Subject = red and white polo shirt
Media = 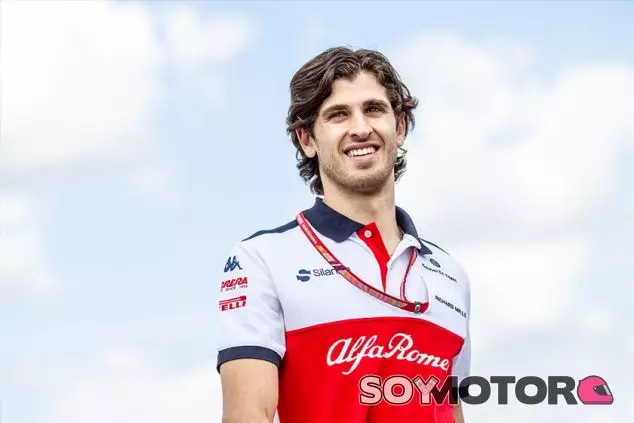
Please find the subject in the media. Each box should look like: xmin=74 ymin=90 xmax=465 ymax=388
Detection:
xmin=216 ymin=197 xmax=471 ymax=423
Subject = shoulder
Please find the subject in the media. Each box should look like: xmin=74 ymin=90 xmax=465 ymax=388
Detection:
xmin=419 ymin=237 xmax=450 ymax=256
xmin=241 ymin=219 xmax=299 ymax=242
xmin=229 ymin=217 xmax=300 ymax=261
xmin=221 ymin=217 xmax=300 ymax=276
xmin=419 ymin=237 xmax=471 ymax=292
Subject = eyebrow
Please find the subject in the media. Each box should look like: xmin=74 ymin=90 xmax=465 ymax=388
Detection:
xmin=320 ymin=99 xmax=390 ymax=117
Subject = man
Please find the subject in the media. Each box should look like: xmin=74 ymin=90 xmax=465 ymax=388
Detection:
xmin=216 ymin=47 xmax=471 ymax=423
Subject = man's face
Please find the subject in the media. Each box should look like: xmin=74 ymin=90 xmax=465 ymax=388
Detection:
xmin=299 ymin=71 xmax=406 ymax=195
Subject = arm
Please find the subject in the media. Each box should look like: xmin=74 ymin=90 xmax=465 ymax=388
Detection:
xmin=220 ymin=358 xmax=278 ymax=423
xmin=452 ymin=265 xmax=471 ymax=423
xmin=453 ymin=401 xmax=465 ymax=423
xmin=215 ymin=240 xmax=286 ymax=423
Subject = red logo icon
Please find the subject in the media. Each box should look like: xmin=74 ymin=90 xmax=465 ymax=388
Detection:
xmin=220 ymin=277 xmax=248 ymax=292
xmin=577 ymin=375 xmax=614 ymax=405
xmin=219 ymin=295 xmax=247 ymax=312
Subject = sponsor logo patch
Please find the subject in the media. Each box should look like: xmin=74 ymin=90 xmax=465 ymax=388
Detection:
xmin=224 ymin=256 xmax=242 ymax=273
xmin=220 ymin=276 xmax=248 ymax=292
xmin=434 ymin=295 xmax=467 ymax=318
xmin=327 ymin=333 xmax=451 ymax=375
xmin=296 ymin=267 xmax=349 ymax=282
xmin=219 ymin=295 xmax=247 ymax=311
xmin=422 ymin=262 xmax=457 ymax=283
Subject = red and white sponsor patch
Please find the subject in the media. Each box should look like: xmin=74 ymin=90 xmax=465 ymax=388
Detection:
xmin=220 ymin=276 xmax=248 ymax=292
xmin=219 ymin=295 xmax=247 ymax=311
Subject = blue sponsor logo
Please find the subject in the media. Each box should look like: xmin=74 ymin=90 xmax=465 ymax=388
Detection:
xmin=296 ymin=269 xmax=311 ymax=282
xmin=296 ymin=267 xmax=343 ymax=282
xmin=224 ymin=256 xmax=242 ymax=273
xmin=422 ymin=260 xmax=457 ymax=283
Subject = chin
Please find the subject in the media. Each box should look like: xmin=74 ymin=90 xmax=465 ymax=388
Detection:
xmin=350 ymin=163 xmax=390 ymax=178
xmin=341 ymin=172 xmax=392 ymax=193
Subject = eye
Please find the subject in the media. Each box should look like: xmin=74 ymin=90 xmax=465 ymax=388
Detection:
xmin=366 ymin=105 xmax=384 ymax=113
xmin=329 ymin=110 xmax=346 ymax=118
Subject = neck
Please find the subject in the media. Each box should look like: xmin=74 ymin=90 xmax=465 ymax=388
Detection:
xmin=321 ymin=181 xmax=402 ymax=254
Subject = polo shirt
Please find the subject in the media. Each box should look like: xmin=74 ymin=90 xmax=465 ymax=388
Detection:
xmin=216 ymin=197 xmax=471 ymax=423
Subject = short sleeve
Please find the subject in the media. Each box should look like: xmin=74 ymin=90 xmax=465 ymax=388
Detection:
xmin=452 ymin=268 xmax=471 ymax=380
xmin=216 ymin=240 xmax=286 ymax=372
xmin=452 ymin=331 xmax=470 ymax=380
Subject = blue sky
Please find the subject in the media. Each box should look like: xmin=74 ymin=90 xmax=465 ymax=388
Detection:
xmin=1 ymin=1 xmax=633 ymax=422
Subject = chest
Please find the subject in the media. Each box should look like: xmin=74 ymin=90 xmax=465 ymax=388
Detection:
xmin=268 ymin=243 xmax=469 ymax=339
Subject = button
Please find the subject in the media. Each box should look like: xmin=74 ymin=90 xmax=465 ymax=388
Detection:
xmin=364 ymin=230 xmax=372 ymax=238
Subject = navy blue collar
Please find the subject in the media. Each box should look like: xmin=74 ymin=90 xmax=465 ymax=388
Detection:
xmin=302 ymin=197 xmax=432 ymax=254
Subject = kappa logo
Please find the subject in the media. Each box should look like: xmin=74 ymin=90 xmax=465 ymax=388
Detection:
xmin=224 ymin=256 xmax=242 ymax=273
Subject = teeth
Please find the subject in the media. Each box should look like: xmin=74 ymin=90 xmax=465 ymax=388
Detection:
xmin=347 ymin=147 xmax=376 ymax=157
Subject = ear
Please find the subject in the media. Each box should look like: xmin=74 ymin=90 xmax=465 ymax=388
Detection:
xmin=396 ymin=113 xmax=406 ymax=147
xmin=296 ymin=128 xmax=317 ymax=158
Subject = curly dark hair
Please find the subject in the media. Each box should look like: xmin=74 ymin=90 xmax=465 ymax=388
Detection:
xmin=286 ymin=46 xmax=419 ymax=196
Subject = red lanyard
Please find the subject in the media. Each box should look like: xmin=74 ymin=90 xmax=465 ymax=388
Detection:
xmin=296 ymin=212 xmax=428 ymax=314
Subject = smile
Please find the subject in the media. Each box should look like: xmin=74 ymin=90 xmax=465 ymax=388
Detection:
xmin=347 ymin=146 xmax=377 ymax=157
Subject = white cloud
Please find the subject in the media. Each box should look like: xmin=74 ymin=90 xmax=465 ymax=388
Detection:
xmin=1 ymin=0 xmax=163 ymax=173
xmin=0 ymin=1 xmax=258 ymax=179
xmin=162 ymin=8 xmax=257 ymax=65
xmin=0 ymin=192 xmax=54 ymax=295
xmin=159 ymin=6 xmax=258 ymax=107
xmin=298 ymin=18 xmax=327 ymax=61
xmin=390 ymin=31 xmax=632 ymax=423
xmin=455 ymin=237 xmax=587 ymax=347
xmin=46 ymin=348 xmax=222 ymax=423
xmin=390 ymin=31 xmax=634 ymax=342
xmin=129 ymin=161 xmax=179 ymax=205
xmin=0 ymin=1 xmax=258 ymax=293
xmin=393 ymin=32 xmax=634 ymax=240
xmin=583 ymin=413 xmax=620 ymax=423
xmin=577 ymin=307 xmax=615 ymax=336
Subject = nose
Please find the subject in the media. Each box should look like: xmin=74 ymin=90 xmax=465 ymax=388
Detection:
xmin=348 ymin=111 xmax=373 ymax=140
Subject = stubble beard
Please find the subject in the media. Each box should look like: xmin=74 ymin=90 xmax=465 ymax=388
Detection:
xmin=320 ymin=143 xmax=398 ymax=196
